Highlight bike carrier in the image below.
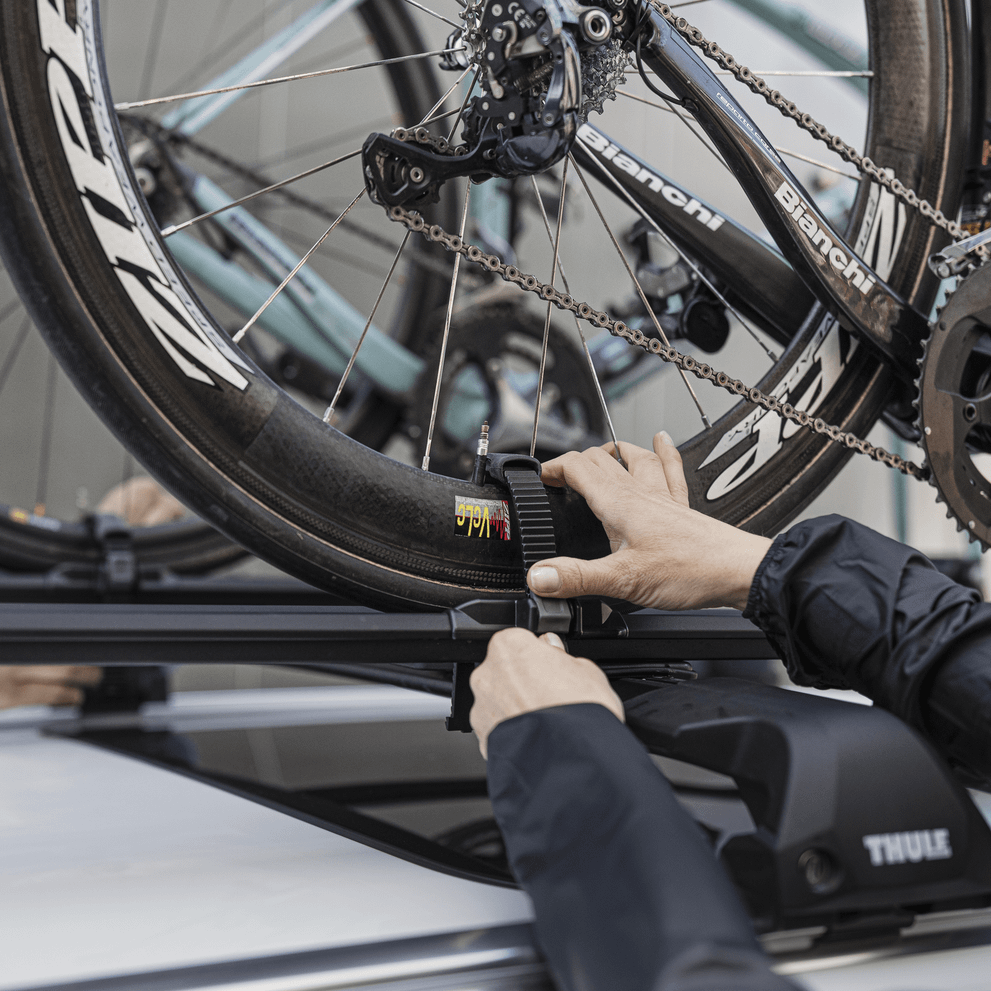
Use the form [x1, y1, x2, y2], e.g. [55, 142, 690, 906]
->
[2, 532, 989, 935]
[621, 677, 991, 932]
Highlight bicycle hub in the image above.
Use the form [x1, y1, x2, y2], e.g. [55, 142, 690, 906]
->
[362, 0, 630, 207]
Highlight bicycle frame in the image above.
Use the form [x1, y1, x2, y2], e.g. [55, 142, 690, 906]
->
[156, 0, 933, 436]
[638, 8, 929, 382]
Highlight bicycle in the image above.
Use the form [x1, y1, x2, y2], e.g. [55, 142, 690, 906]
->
[0, 0, 984, 609]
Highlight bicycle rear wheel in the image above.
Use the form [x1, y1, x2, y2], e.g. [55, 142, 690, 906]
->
[0, 0, 969, 608]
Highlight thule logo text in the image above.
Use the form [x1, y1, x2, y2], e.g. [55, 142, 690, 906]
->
[775, 181, 876, 296]
[862, 829, 952, 866]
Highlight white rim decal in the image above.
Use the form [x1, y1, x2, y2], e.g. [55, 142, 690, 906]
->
[701, 173, 905, 501]
[38, 0, 250, 391]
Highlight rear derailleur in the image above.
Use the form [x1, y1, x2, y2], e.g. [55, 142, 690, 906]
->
[361, 0, 630, 206]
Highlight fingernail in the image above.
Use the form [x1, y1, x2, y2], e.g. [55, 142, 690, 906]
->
[542, 632, 565, 650]
[658, 430, 673, 446]
[529, 566, 561, 593]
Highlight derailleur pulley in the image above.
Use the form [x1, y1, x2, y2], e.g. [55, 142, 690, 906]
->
[362, 0, 625, 207]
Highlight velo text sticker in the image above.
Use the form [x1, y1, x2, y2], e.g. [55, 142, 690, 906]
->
[455, 497, 511, 540]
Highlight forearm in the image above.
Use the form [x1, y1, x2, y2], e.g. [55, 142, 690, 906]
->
[486, 704, 798, 991]
[744, 515, 991, 784]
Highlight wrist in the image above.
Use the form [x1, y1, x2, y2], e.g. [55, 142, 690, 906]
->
[708, 525, 773, 611]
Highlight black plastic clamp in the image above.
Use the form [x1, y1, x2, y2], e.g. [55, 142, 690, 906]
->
[445, 453, 571, 732]
[88, 513, 138, 595]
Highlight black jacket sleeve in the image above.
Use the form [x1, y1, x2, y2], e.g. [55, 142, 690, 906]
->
[486, 703, 800, 991]
[743, 514, 991, 786]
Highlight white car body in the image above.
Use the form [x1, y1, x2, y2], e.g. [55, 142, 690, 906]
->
[2, 685, 990, 991]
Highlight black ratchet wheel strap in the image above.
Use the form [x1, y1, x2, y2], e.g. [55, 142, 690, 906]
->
[503, 468, 558, 571]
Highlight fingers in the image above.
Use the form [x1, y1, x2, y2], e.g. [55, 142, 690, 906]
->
[653, 431, 690, 507]
[138, 496, 187, 526]
[96, 477, 186, 526]
[2, 665, 101, 686]
[13, 683, 85, 707]
[542, 438, 675, 503]
[528, 553, 634, 600]
[470, 628, 541, 759]
[469, 627, 626, 759]
[0, 677, 84, 709]
[539, 449, 631, 520]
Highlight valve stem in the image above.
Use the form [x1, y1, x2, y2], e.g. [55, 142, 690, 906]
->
[470, 421, 490, 485]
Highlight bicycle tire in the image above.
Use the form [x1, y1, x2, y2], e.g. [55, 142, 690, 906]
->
[0, 507, 241, 576]
[0, 0, 969, 608]
[0, 0, 452, 581]
[0, 309, 244, 577]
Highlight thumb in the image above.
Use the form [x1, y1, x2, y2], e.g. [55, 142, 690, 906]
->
[528, 555, 628, 599]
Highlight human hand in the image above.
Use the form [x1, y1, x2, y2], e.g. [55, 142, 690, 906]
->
[528, 432, 772, 611]
[469, 628, 624, 758]
[96, 476, 186, 527]
[0, 665, 102, 710]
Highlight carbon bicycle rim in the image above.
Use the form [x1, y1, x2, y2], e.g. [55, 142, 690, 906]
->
[0, 0, 969, 608]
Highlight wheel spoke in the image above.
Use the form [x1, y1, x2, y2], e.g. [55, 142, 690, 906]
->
[531, 159, 569, 458]
[398, 0, 462, 29]
[0, 315, 31, 398]
[114, 48, 466, 112]
[232, 188, 366, 344]
[422, 182, 473, 472]
[161, 149, 362, 236]
[617, 90, 860, 180]
[528, 176, 625, 462]
[254, 113, 393, 167]
[616, 89, 729, 172]
[776, 147, 859, 180]
[323, 230, 413, 424]
[137, 0, 170, 102]
[423, 64, 475, 125]
[35, 351, 57, 517]
[449, 68, 481, 142]
[166, 0, 299, 96]
[570, 156, 713, 430]
[0, 295, 24, 328]
[576, 150, 780, 364]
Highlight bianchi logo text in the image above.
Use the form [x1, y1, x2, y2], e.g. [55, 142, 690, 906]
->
[862, 829, 952, 866]
[578, 125, 726, 232]
[775, 180, 876, 297]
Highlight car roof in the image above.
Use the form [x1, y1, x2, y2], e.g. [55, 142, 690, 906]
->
[0, 687, 533, 989]
[4, 685, 991, 991]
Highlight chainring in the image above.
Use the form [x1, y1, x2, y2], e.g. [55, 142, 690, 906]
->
[918, 262, 991, 547]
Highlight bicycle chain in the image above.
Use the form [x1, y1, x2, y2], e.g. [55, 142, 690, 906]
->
[121, 114, 454, 280]
[648, 0, 986, 262]
[382, 20, 941, 478]
[385, 131, 925, 478]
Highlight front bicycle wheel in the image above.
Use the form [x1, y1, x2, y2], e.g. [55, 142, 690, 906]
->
[0, 0, 969, 608]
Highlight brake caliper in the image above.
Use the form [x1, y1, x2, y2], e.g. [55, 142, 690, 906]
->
[362, 0, 626, 207]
